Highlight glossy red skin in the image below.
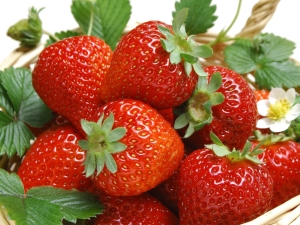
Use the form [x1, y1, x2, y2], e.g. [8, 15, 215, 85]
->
[252, 140, 300, 209]
[17, 124, 93, 192]
[87, 192, 179, 225]
[92, 99, 184, 196]
[253, 89, 270, 101]
[178, 148, 273, 225]
[186, 66, 258, 150]
[32, 35, 113, 136]
[100, 21, 198, 110]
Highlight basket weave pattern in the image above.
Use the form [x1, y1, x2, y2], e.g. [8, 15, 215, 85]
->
[2, 0, 300, 224]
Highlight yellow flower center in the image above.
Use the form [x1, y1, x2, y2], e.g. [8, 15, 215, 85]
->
[267, 99, 290, 120]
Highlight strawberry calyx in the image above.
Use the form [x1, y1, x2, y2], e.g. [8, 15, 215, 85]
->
[174, 72, 224, 137]
[206, 132, 264, 164]
[78, 113, 127, 177]
[157, 8, 213, 77]
[252, 130, 294, 146]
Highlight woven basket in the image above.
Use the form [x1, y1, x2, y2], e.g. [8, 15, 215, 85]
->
[1, 0, 300, 224]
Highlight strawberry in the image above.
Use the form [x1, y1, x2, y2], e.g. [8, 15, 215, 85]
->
[254, 89, 270, 102]
[99, 21, 197, 110]
[79, 99, 185, 196]
[17, 124, 93, 192]
[251, 132, 300, 209]
[178, 133, 273, 225]
[32, 35, 113, 136]
[175, 65, 258, 150]
[100, 10, 213, 110]
[87, 191, 179, 225]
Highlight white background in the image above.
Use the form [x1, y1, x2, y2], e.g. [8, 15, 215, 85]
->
[0, 0, 300, 64]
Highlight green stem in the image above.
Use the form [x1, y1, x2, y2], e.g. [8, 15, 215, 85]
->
[87, 7, 94, 36]
[208, 0, 243, 46]
[42, 30, 60, 42]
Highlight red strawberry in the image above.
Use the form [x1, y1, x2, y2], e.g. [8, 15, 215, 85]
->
[87, 191, 179, 225]
[17, 124, 93, 192]
[251, 132, 300, 209]
[254, 89, 270, 102]
[100, 17, 212, 110]
[79, 99, 184, 196]
[157, 108, 175, 126]
[178, 133, 273, 224]
[176, 65, 258, 150]
[32, 35, 113, 136]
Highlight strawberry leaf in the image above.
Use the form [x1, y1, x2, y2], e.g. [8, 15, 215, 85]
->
[45, 30, 81, 46]
[0, 169, 103, 225]
[224, 33, 300, 90]
[173, 0, 217, 35]
[71, 0, 131, 50]
[0, 67, 53, 157]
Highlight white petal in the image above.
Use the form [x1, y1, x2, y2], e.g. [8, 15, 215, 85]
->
[257, 100, 270, 116]
[269, 119, 290, 132]
[286, 88, 296, 104]
[269, 88, 285, 104]
[256, 117, 273, 129]
[286, 104, 300, 121]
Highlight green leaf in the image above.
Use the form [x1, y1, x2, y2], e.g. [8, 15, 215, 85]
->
[255, 61, 300, 90]
[224, 38, 258, 74]
[0, 67, 53, 127]
[173, 0, 217, 35]
[0, 120, 34, 157]
[257, 33, 295, 62]
[45, 30, 81, 46]
[224, 33, 300, 90]
[0, 67, 53, 156]
[0, 169, 103, 225]
[71, 0, 131, 50]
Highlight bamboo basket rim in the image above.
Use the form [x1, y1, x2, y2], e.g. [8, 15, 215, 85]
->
[2, 0, 300, 224]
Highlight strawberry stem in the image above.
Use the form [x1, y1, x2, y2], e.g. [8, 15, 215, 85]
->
[208, 0, 242, 46]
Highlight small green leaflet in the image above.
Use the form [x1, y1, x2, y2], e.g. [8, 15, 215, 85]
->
[172, 0, 217, 35]
[45, 30, 81, 46]
[0, 67, 53, 157]
[71, 0, 131, 50]
[0, 169, 103, 225]
[224, 33, 300, 90]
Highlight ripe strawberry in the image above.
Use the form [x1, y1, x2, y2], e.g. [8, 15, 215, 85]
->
[254, 89, 270, 101]
[32, 35, 113, 136]
[17, 124, 93, 192]
[87, 191, 179, 225]
[176, 65, 258, 150]
[251, 132, 300, 209]
[100, 17, 212, 110]
[178, 133, 273, 224]
[79, 99, 184, 196]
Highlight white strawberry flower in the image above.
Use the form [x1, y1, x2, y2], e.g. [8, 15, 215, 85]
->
[256, 88, 300, 132]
